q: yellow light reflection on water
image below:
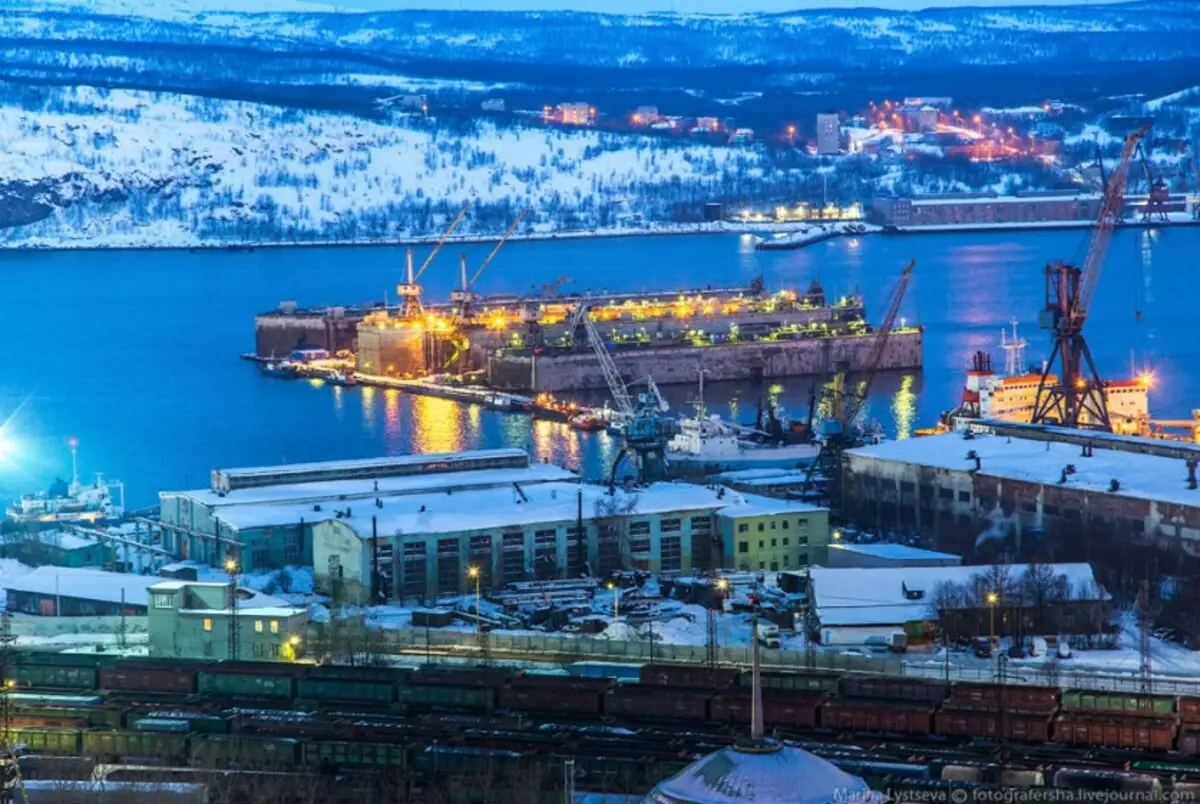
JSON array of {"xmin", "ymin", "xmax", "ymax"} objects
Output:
[
  {"xmin": 411, "ymin": 394, "xmax": 464, "ymax": 454},
  {"xmin": 331, "ymin": 385, "xmax": 344, "ymax": 419},
  {"xmin": 361, "ymin": 386, "xmax": 377, "ymax": 422},
  {"xmin": 531, "ymin": 419, "xmax": 560, "ymax": 464},
  {"xmin": 384, "ymin": 389, "xmax": 402, "ymax": 440},
  {"xmin": 891, "ymin": 373, "xmax": 916, "ymax": 440}
]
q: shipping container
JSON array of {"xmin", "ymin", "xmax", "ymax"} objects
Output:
[
  {"xmin": 1060, "ymin": 691, "xmax": 1175, "ymax": 718},
  {"xmin": 498, "ymin": 676, "xmax": 611, "ymax": 716},
  {"xmin": 839, "ymin": 677, "xmax": 950, "ymax": 705},
  {"xmin": 710, "ymin": 690, "xmax": 823, "ymax": 729},
  {"xmin": 305, "ymin": 740, "xmax": 410, "ymax": 769},
  {"xmin": 12, "ymin": 664, "xmax": 97, "ymax": 691},
  {"xmin": 83, "ymin": 728, "xmax": 189, "ymax": 761},
  {"xmin": 638, "ymin": 664, "xmax": 739, "ymax": 690},
  {"xmin": 821, "ymin": 699, "xmax": 933, "ymax": 735},
  {"xmin": 297, "ymin": 678, "xmax": 395, "ymax": 705},
  {"xmin": 744, "ymin": 669, "xmax": 841, "ymax": 695},
  {"xmin": 133, "ymin": 712, "xmax": 227, "ymax": 734},
  {"xmin": 934, "ymin": 709, "xmax": 1053, "ymax": 743},
  {"xmin": 604, "ymin": 685, "xmax": 711, "ymax": 721},
  {"xmin": 190, "ymin": 733, "xmax": 302, "ymax": 768},
  {"xmin": 100, "ymin": 662, "xmax": 202, "ymax": 696},
  {"xmin": 1053, "ymin": 715, "xmax": 1176, "ymax": 752},
  {"xmin": 198, "ymin": 662, "xmax": 305, "ymax": 701},
  {"xmin": 9, "ymin": 726, "xmax": 81, "ymax": 755},
  {"xmin": 397, "ymin": 684, "xmax": 493, "ymax": 711},
  {"xmin": 946, "ymin": 682, "xmax": 1060, "ymax": 713}
]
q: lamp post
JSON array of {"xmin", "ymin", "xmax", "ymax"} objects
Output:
[
  {"xmin": 716, "ymin": 578, "xmax": 729, "ymax": 648},
  {"xmin": 224, "ymin": 557, "xmax": 239, "ymax": 662},
  {"xmin": 467, "ymin": 566, "xmax": 481, "ymax": 634},
  {"xmin": 606, "ymin": 581, "xmax": 620, "ymax": 631},
  {"xmin": 286, "ymin": 635, "xmax": 301, "ymax": 663},
  {"xmin": 986, "ymin": 591, "xmax": 999, "ymax": 660}
]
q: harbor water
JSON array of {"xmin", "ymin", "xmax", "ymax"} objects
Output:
[{"xmin": 0, "ymin": 226, "xmax": 1192, "ymax": 507}]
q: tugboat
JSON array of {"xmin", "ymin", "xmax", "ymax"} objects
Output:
[
  {"xmin": 326, "ymin": 370, "xmax": 358, "ymax": 387},
  {"xmin": 6, "ymin": 439, "xmax": 125, "ymax": 527},
  {"xmin": 569, "ymin": 411, "xmax": 607, "ymax": 432},
  {"xmin": 260, "ymin": 360, "xmax": 299, "ymax": 379}
]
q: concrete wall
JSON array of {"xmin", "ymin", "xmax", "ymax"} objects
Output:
[
  {"xmin": 254, "ymin": 313, "xmax": 360, "ymax": 359},
  {"xmin": 489, "ymin": 330, "xmax": 923, "ymax": 392}
]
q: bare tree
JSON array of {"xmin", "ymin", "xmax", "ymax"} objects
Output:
[{"xmin": 592, "ymin": 492, "xmax": 639, "ymax": 574}]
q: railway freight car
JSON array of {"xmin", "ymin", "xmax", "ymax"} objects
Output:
[
  {"xmin": 100, "ymin": 660, "xmax": 207, "ymax": 696},
  {"xmin": 934, "ymin": 710, "xmax": 1054, "ymax": 743},
  {"xmin": 1053, "ymin": 715, "xmax": 1177, "ymax": 752},
  {"xmin": 82, "ymin": 728, "xmax": 189, "ymax": 762},
  {"xmin": 821, "ymin": 699, "xmax": 935, "ymax": 736},
  {"xmin": 604, "ymin": 684, "xmax": 712, "ymax": 722},
  {"xmin": 709, "ymin": 689, "xmax": 824, "ymax": 729},
  {"xmin": 497, "ymin": 675, "xmax": 613, "ymax": 717},
  {"xmin": 198, "ymin": 662, "xmax": 307, "ymax": 701},
  {"xmin": 638, "ymin": 664, "xmax": 739, "ymax": 690}
]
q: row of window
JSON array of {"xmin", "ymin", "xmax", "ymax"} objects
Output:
[
  {"xmin": 737, "ymin": 518, "xmax": 808, "ymax": 534},
  {"xmin": 202, "ymin": 641, "xmax": 284, "ymax": 658},
  {"xmin": 738, "ymin": 552, "xmax": 807, "ymax": 572},
  {"xmin": 738, "ymin": 536, "xmax": 804, "ymax": 553},
  {"xmin": 202, "ymin": 617, "xmax": 283, "ymax": 634}
]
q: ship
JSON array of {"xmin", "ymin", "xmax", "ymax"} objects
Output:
[
  {"xmin": 6, "ymin": 440, "xmax": 125, "ymax": 526},
  {"xmin": 928, "ymin": 321, "xmax": 1151, "ymax": 435},
  {"xmin": 326, "ymin": 370, "xmax": 358, "ymax": 387},
  {"xmin": 665, "ymin": 375, "xmax": 821, "ymax": 475}
]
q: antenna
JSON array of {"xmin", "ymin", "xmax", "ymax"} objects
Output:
[
  {"xmin": 1000, "ymin": 319, "xmax": 1027, "ymax": 378},
  {"xmin": 67, "ymin": 437, "xmax": 79, "ymax": 489}
]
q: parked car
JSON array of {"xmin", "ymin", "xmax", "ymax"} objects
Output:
[{"xmin": 972, "ymin": 637, "xmax": 992, "ymax": 659}]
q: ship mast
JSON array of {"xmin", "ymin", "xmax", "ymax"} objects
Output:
[
  {"xmin": 67, "ymin": 437, "xmax": 79, "ymax": 492},
  {"xmin": 1001, "ymin": 319, "xmax": 1027, "ymax": 378}
]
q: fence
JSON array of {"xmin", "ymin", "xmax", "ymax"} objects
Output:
[{"xmin": 367, "ymin": 627, "xmax": 1200, "ymax": 696}]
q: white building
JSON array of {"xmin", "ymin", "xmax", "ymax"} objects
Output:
[
  {"xmin": 825, "ymin": 542, "xmax": 961, "ymax": 569},
  {"xmin": 816, "ymin": 113, "xmax": 840, "ymax": 155},
  {"xmin": 808, "ymin": 562, "xmax": 1104, "ymax": 645}
]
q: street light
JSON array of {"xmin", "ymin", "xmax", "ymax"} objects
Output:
[
  {"xmin": 225, "ymin": 558, "xmax": 239, "ymax": 662},
  {"xmin": 715, "ymin": 578, "xmax": 729, "ymax": 648},
  {"xmin": 986, "ymin": 591, "xmax": 999, "ymax": 652},
  {"xmin": 606, "ymin": 581, "xmax": 620, "ymax": 629},
  {"xmin": 467, "ymin": 566, "xmax": 481, "ymax": 633}
]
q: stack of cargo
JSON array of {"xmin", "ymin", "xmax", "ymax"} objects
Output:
[
  {"xmin": 935, "ymin": 682, "xmax": 1059, "ymax": 742},
  {"xmin": 823, "ymin": 677, "xmax": 950, "ymax": 735},
  {"xmin": 1054, "ymin": 690, "xmax": 1178, "ymax": 751}
]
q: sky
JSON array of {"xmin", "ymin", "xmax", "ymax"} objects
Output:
[{"xmin": 321, "ymin": 0, "xmax": 1126, "ymax": 9}]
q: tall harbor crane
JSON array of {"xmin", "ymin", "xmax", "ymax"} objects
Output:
[
  {"xmin": 452, "ymin": 208, "xmax": 531, "ymax": 324},
  {"xmin": 1135, "ymin": 138, "xmax": 1170, "ymax": 223},
  {"xmin": 803, "ymin": 259, "xmax": 915, "ymax": 511},
  {"xmin": 570, "ymin": 299, "xmax": 678, "ymax": 485},
  {"xmin": 396, "ymin": 201, "xmax": 471, "ymax": 320},
  {"xmin": 1031, "ymin": 126, "xmax": 1148, "ymax": 431}
]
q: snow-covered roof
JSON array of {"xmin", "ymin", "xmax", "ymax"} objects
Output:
[
  {"xmin": 147, "ymin": 580, "xmax": 288, "ymax": 611},
  {"xmin": 645, "ymin": 742, "xmax": 874, "ymax": 804},
  {"xmin": 848, "ymin": 432, "xmax": 1200, "ymax": 509},
  {"xmin": 829, "ymin": 543, "xmax": 960, "ymax": 561},
  {"xmin": 214, "ymin": 448, "xmax": 526, "ymax": 481},
  {"xmin": 22, "ymin": 530, "xmax": 102, "ymax": 551},
  {"xmin": 312, "ymin": 482, "xmax": 809, "ymax": 539},
  {"xmin": 909, "ymin": 192, "xmax": 1100, "ymax": 207},
  {"xmin": 809, "ymin": 563, "xmax": 1105, "ymax": 628},
  {"xmin": 715, "ymin": 469, "xmax": 811, "ymax": 487},
  {"xmin": 716, "ymin": 497, "xmax": 824, "ymax": 519},
  {"xmin": 1, "ymin": 567, "xmax": 161, "ymax": 606},
  {"xmin": 170, "ymin": 463, "xmax": 576, "ymax": 510}
]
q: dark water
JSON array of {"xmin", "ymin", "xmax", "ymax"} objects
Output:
[{"xmin": 0, "ymin": 227, "xmax": 1192, "ymax": 507}]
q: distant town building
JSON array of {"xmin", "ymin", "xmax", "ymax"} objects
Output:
[
  {"xmin": 632, "ymin": 105, "xmax": 661, "ymax": 125},
  {"xmin": 393, "ymin": 94, "xmax": 428, "ymax": 113},
  {"xmin": 148, "ymin": 580, "xmax": 306, "ymax": 662},
  {"xmin": 549, "ymin": 102, "xmax": 594, "ymax": 126},
  {"xmin": 903, "ymin": 96, "xmax": 953, "ymax": 110},
  {"xmin": 716, "ymin": 498, "xmax": 830, "ymax": 574},
  {"xmin": 481, "ymin": 98, "xmax": 506, "ymax": 112},
  {"xmin": 898, "ymin": 104, "xmax": 939, "ymax": 133},
  {"xmin": 1, "ymin": 529, "xmax": 114, "ymax": 569},
  {"xmin": 871, "ymin": 191, "xmax": 1103, "ymax": 228},
  {"xmin": 728, "ymin": 128, "xmax": 755, "ymax": 145},
  {"xmin": 694, "ymin": 116, "xmax": 722, "ymax": 133},
  {"xmin": 816, "ymin": 113, "xmax": 841, "ymax": 155}
]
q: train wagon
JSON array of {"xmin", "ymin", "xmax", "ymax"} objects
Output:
[
  {"xmin": 12, "ymin": 663, "xmax": 98, "ymax": 691},
  {"xmin": 839, "ymin": 677, "xmax": 951, "ymax": 706},
  {"xmin": 1179, "ymin": 698, "xmax": 1200, "ymax": 726},
  {"xmin": 82, "ymin": 728, "xmax": 189, "ymax": 762},
  {"xmin": 1060, "ymin": 691, "xmax": 1176, "ymax": 719},
  {"xmin": 190, "ymin": 733, "xmax": 303, "ymax": 768},
  {"xmin": 709, "ymin": 689, "xmax": 824, "ymax": 729},
  {"xmin": 821, "ymin": 699, "xmax": 935, "ymax": 736},
  {"xmin": 638, "ymin": 664, "xmax": 739, "ymax": 690},
  {"xmin": 296, "ymin": 677, "xmax": 395, "ymax": 706},
  {"xmin": 743, "ymin": 669, "xmax": 841, "ymax": 695},
  {"xmin": 1053, "ymin": 715, "xmax": 1176, "ymax": 752},
  {"xmin": 934, "ymin": 709, "xmax": 1054, "ymax": 743},
  {"xmin": 198, "ymin": 661, "xmax": 307, "ymax": 701},
  {"xmin": 304, "ymin": 739, "xmax": 411, "ymax": 770},
  {"xmin": 9, "ymin": 726, "xmax": 82, "ymax": 755},
  {"xmin": 604, "ymin": 684, "xmax": 711, "ymax": 722},
  {"xmin": 398, "ymin": 683, "xmax": 494, "ymax": 712},
  {"xmin": 100, "ymin": 660, "xmax": 205, "ymax": 696},
  {"xmin": 945, "ymin": 682, "xmax": 1060, "ymax": 713},
  {"xmin": 497, "ymin": 675, "xmax": 613, "ymax": 717}
]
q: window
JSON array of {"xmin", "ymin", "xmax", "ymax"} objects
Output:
[
  {"xmin": 783, "ymin": 556, "xmax": 790, "ymax": 567},
  {"xmin": 152, "ymin": 594, "xmax": 173, "ymax": 609},
  {"xmin": 270, "ymin": 620, "xmax": 279, "ymax": 634},
  {"xmin": 782, "ymin": 538, "xmax": 789, "ymax": 546},
  {"xmin": 770, "ymin": 521, "xmax": 777, "ymax": 530},
  {"xmin": 781, "ymin": 520, "xmax": 789, "ymax": 530},
  {"xmin": 203, "ymin": 641, "xmax": 213, "ymax": 656},
  {"xmin": 938, "ymin": 487, "xmax": 953, "ymax": 500},
  {"xmin": 630, "ymin": 538, "xmax": 651, "ymax": 554},
  {"xmin": 660, "ymin": 518, "xmax": 681, "ymax": 534},
  {"xmin": 770, "ymin": 561, "xmax": 779, "ymax": 572},
  {"xmin": 254, "ymin": 620, "xmax": 264, "ymax": 633},
  {"xmin": 253, "ymin": 643, "xmax": 264, "ymax": 657},
  {"xmin": 629, "ymin": 521, "xmax": 651, "ymax": 536},
  {"xmin": 534, "ymin": 529, "xmax": 557, "ymax": 545},
  {"xmin": 690, "ymin": 516, "xmax": 710, "ymax": 531},
  {"xmin": 796, "ymin": 518, "xmax": 808, "ymax": 531},
  {"xmin": 757, "ymin": 523, "xmax": 764, "ymax": 532},
  {"xmin": 738, "ymin": 523, "xmax": 748, "ymax": 534},
  {"xmin": 203, "ymin": 618, "xmax": 213, "ymax": 632},
  {"xmin": 758, "ymin": 540, "xmax": 764, "ymax": 549},
  {"xmin": 771, "ymin": 538, "xmax": 777, "ymax": 547},
  {"xmin": 758, "ymin": 562, "xmax": 765, "ymax": 570},
  {"xmin": 957, "ymin": 490, "xmax": 970, "ymax": 503},
  {"xmin": 661, "ymin": 535, "xmax": 682, "ymax": 572},
  {"xmin": 738, "ymin": 541, "xmax": 749, "ymax": 554}
]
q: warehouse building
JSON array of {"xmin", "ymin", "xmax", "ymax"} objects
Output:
[
  {"xmin": 872, "ymin": 192, "xmax": 1102, "ymax": 228},
  {"xmin": 312, "ymin": 483, "xmax": 830, "ymax": 604},
  {"xmin": 825, "ymin": 542, "xmax": 961, "ymax": 569},
  {"xmin": 158, "ymin": 450, "xmax": 570, "ymax": 571},
  {"xmin": 808, "ymin": 562, "xmax": 1106, "ymax": 646},
  {"xmin": 147, "ymin": 580, "xmax": 306, "ymax": 662},
  {"xmin": 842, "ymin": 427, "xmax": 1200, "ymax": 562},
  {"xmin": 0, "ymin": 566, "xmax": 158, "ymax": 616}
]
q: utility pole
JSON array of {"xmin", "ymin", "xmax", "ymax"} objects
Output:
[
  {"xmin": 1139, "ymin": 579, "xmax": 1153, "ymax": 693},
  {"xmin": 225, "ymin": 558, "xmax": 239, "ymax": 662},
  {"xmin": 563, "ymin": 758, "xmax": 575, "ymax": 804}
]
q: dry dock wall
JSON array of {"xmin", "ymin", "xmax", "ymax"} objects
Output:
[
  {"xmin": 255, "ymin": 312, "xmax": 362, "ymax": 358},
  {"xmin": 488, "ymin": 329, "xmax": 923, "ymax": 392}
]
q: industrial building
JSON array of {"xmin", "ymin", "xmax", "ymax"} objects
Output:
[
  {"xmin": 841, "ymin": 427, "xmax": 1200, "ymax": 561},
  {"xmin": 825, "ymin": 542, "xmax": 961, "ymax": 569},
  {"xmin": 148, "ymin": 580, "xmax": 306, "ymax": 661},
  {"xmin": 312, "ymin": 482, "xmax": 830, "ymax": 604},
  {"xmin": 0, "ymin": 566, "xmax": 159, "ymax": 616},
  {"xmin": 872, "ymin": 192, "xmax": 1103, "ymax": 228},
  {"xmin": 159, "ymin": 450, "xmax": 569, "ymax": 571},
  {"xmin": 1, "ymin": 529, "xmax": 114, "ymax": 569},
  {"xmin": 807, "ymin": 562, "xmax": 1106, "ymax": 645}
]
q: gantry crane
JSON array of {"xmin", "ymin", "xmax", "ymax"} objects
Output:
[
  {"xmin": 1135, "ymin": 138, "xmax": 1170, "ymax": 223},
  {"xmin": 1031, "ymin": 126, "xmax": 1148, "ymax": 431},
  {"xmin": 396, "ymin": 200, "xmax": 471, "ymax": 320},
  {"xmin": 803, "ymin": 259, "xmax": 916, "ymax": 511},
  {"xmin": 570, "ymin": 299, "xmax": 678, "ymax": 485},
  {"xmin": 451, "ymin": 208, "xmax": 531, "ymax": 324}
]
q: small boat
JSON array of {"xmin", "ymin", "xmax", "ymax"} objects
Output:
[
  {"xmin": 326, "ymin": 370, "xmax": 358, "ymax": 387},
  {"xmin": 260, "ymin": 360, "xmax": 299, "ymax": 379},
  {"xmin": 532, "ymin": 394, "xmax": 580, "ymax": 423},
  {"xmin": 569, "ymin": 412, "xmax": 607, "ymax": 432}
]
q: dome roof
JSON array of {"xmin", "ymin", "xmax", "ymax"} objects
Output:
[{"xmin": 644, "ymin": 740, "xmax": 876, "ymax": 804}]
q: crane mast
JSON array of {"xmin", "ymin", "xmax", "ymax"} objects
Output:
[{"xmin": 1031, "ymin": 125, "xmax": 1147, "ymax": 430}]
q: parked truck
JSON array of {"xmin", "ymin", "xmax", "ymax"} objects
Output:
[{"xmin": 757, "ymin": 624, "xmax": 781, "ymax": 649}]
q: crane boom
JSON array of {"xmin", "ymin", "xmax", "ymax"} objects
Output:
[
  {"xmin": 415, "ymin": 201, "xmax": 471, "ymax": 281},
  {"xmin": 575, "ymin": 301, "xmax": 634, "ymax": 417},
  {"xmin": 1075, "ymin": 126, "xmax": 1147, "ymax": 322},
  {"xmin": 843, "ymin": 259, "xmax": 915, "ymax": 426},
  {"xmin": 470, "ymin": 207, "xmax": 531, "ymax": 287}
]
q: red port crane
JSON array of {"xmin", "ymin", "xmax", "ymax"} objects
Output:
[{"xmin": 1031, "ymin": 125, "xmax": 1149, "ymax": 431}]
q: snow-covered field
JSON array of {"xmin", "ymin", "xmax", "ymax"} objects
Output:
[{"xmin": 0, "ymin": 85, "xmax": 789, "ymax": 249}]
